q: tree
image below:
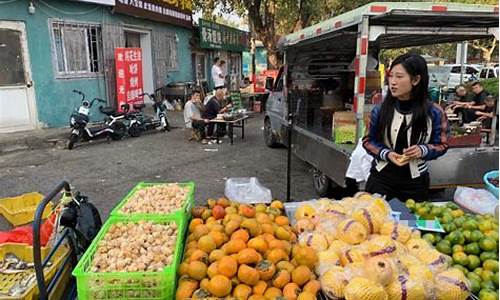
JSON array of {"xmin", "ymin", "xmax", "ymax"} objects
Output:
[{"xmin": 470, "ymin": 38, "xmax": 498, "ymax": 63}]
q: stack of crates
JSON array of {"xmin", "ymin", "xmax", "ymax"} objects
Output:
[{"xmin": 72, "ymin": 182, "xmax": 195, "ymax": 300}]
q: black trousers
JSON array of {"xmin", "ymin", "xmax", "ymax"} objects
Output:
[
  {"xmin": 366, "ymin": 170, "xmax": 430, "ymax": 202},
  {"xmin": 207, "ymin": 123, "xmax": 226, "ymax": 138},
  {"xmin": 192, "ymin": 120, "xmax": 206, "ymax": 139}
]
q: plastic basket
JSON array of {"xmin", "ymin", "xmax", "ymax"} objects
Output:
[
  {"xmin": 0, "ymin": 192, "xmax": 53, "ymax": 226},
  {"xmin": 483, "ymin": 170, "xmax": 499, "ymax": 198},
  {"xmin": 109, "ymin": 182, "xmax": 195, "ymax": 220},
  {"xmin": 72, "ymin": 215, "xmax": 186, "ymax": 300},
  {"xmin": 0, "ymin": 243, "xmax": 69, "ymax": 300}
]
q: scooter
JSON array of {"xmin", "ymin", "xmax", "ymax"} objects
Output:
[
  {"xmin": 126, "ymin": 90, "xmax": 170, "ymax": 137},
  {"xmin": 67, "ymin": 90, "xmax": 127, "ymax": 149}
]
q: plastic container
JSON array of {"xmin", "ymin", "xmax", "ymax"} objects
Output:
[
  {"xmin": 0, "ymin": 192, "xmax": 53, "ymax": 226},
  {"xmin": 483, "ymin": 170, "xmax": 499, "ymax": 198},
  {"xmin": 0, "ymin": 243, "xmax": 69, "ymax": 300},
  {"xmin": 72, "ymin": 215, "xmax": 186, "ymax": 300},
  {"xmin": 109, "ymin": 182, "xmax": 195, "ymax": 220}
]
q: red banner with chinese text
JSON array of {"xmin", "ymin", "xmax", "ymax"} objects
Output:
[{"xmin": 115, "ymin": 48, "xmax": 144, "ymax": 112}]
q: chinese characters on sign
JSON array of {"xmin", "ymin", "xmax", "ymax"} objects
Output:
[
  {"xmin": 115, "ymin": 48, "xmax": 144, "ymax": 112},
  {"xmin": 115, "ymin": 0, "xmax": 193, "ymax": 28},
  {"xmin": 199, "ymin": 19, "xmax": 249, "ymax": 52}
]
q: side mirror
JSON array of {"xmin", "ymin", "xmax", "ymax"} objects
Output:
[{"xmin": 265, "ymin": 77, "xmax": 274, "ymax": 91}]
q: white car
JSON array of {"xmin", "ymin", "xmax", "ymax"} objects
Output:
[
  {"xmin": 479, "ymin": 64, "xmax": 499, "ymax": 79},
  {"xmin": 445, "ymin": 64, "xmax": 480, "ymax": 89}
]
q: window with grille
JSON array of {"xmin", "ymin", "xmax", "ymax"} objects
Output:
[
  {"xmin": 51, "ymin": 21, "xmax": 103, "ymax": 78},
  {"xmin": 165, "ymin": 33, "xmax": 178, "ymax": 70}
]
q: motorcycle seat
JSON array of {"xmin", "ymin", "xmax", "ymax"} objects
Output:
[
  {"xmin": 100, "ymin": 107, "xmax": 125, "ymax": 117},
  {"xmin": 133, "ymin": 103, "xmax": 146, "ymax": 110}
]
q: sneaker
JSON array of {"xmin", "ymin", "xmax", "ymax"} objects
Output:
[{"xmin": 201, "ymin": 139, "xmax": 208, "ymax": 144}]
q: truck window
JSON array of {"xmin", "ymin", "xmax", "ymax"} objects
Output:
[
  {"xmin": 480, "ymin": 69, "xmax": 488, "ymax": 79},
  {"xmin": 488, "ymin": 68, "xmax": 495, "ymax": 78},
  {"xmin": 466, "ymin": 67, "xmax": 477, "ymax": 75}
]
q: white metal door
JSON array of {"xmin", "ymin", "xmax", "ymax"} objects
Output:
[
  {"xmin": 0, "ymin": 21, "xmax": 37, "ymax": 133},
  {"xmin": 0, "ymin": 21, "xmax": 36, "ymax": 132}
]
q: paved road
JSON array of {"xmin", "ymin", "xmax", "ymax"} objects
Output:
[{"xmin": 0, "ymin": 113, "xmax": 317, "ymax": 229}]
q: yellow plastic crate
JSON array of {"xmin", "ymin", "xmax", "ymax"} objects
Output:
[
  {"xmin": 0, "ymin": 192, "xmax": 53, "ymax": 226},
  {"xmin": 0, "ymin": 243, "xmax": 69, "ymax": 300}
]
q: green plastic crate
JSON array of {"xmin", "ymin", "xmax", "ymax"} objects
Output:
[
  {"xmin": 109, "ymin": 182, "xmax": 195, "ymax": 220},
  {"xmin": 72, "ymin": 215, "xmax": 186, "ymax": 300}
]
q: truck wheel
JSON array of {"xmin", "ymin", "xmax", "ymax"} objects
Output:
[
  {"xmin": 313, "ymin": 168, "xmax": 333, "ymax": 197},
  {"xmin": 264, "ymin": 118, "xmax": 279, "ymax": 147}
]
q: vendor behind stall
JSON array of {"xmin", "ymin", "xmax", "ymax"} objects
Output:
[
  {"xmin": 475, "ymin": 95, "xmax": 497, "ymax": 129},
  {"xmin": 203, "ymin": 88, "xmax": 232, "ymax": 138},
  {"xmin": 363, "ymin": 53, "xmax": 449, "ymax": 202}
]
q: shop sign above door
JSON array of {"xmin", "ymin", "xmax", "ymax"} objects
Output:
[
  {"xmin": 199, "ymin": 19, "xmax": 249, "ymax": 52},
  {"xmin": 115, "ymin": 0, "xmax": 193, "ymax": 28}
]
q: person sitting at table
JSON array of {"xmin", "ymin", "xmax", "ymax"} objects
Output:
[
  {"xmin": 184, "ymin": 89, "xmax": 209, "ymax": 144},
  {"xmin": 203, "ymin": 88, "xmax": 232, "ymax": 140},
  {"xmin": 451, "ymin": 82, "xmax": 489, "ymax": 123},
  {"xmin": 475, "ymin": 95, "xmax": 496, "ymax": 129}
]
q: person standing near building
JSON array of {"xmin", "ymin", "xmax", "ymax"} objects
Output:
[{"xmin": 211, "ymin": 57, "xmax": 225, "ymax": 90}]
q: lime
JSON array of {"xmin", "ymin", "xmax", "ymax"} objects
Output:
[
  {"xmin": 469, "ymin": 278, "xmax": 481, "ymax": 294},
  {"xmin": 482, "ymin": 259, "xmax": 499, "ymax": 272},
  {"xmin": 446, "ymin": 202, "xmax": 459, "ymax": 210},
  {"xmin": 417, "ymin": 207, "xmax": 430, "ymax": 218},
  {"xmin": 452, "ymin": 252, "xmax": 470, "ymax": 266},
  {"xmin": 474, "ymin": 267, "xmax": 484, "ymax": 276},
  {"xmin": 452, "ymin": 264, "xmax": 469, "ymax": 276},
  {"xmin": 406, "ymin": 202, "xmax": 416, "ymax": 212},
  {"xmin": 440, "ymin": 214, "xmax": 453, "ymax": 224},
  {"xmin": 467, "ymin": 271, "xmax": 482, "ymax": 283},
  {"xmin": 479, "ymin": 220, "xmax": 494, "ymax": 233},
  {"xmin": 422, "ymin": 233, "xmax": 436, "ymax": 245},
  {"xmin": 443, "ymin": 223, "xmax": 457, "ymax": 233},
  {"xmin": 454, "ymin": 216, "xmax": 466, "ymax": 228},
  {"xmin": 433, "ymin": 233, "xmax": 442, "ymax": 243},
  {"xmin": 406, "ymin": 199, "xmax": 416, "ymax": 206},
  {"xmin": 493, "ymin": 272, "xmax": 499, "ymax": 286},
  {"xmin": 463, "ymin": 219, "xmax": 479, "ymax": 231},
  {"xmin": 479, "ymin": 238, "xmax": 497, "ymax": 252},
  {"xmin": 462, "ymin": 230, "xmax": 472, "ymax": 242},
  {"xmin": 468, "ymin": 255, "xmax": 481, "ymax": 271},
  {"xmin": 450, "ymin": 209, "xmax": 464, "ymax": 218},
  {"xmin": 479, "ymin": 289, "xmax": 499, "ymax": 300},
  {"xmin": 480, "ymin": 252, "xmax": 498, "ymax": 262},
  {"xmin": 480, "ymin": 280, "xmax": 496, "ymax": 291},
  {"xmin": 452, "ymin": 245, "xmax": 464, "ymax": 253},
  {"xmin": 481, "ymin": 270, "xmax": 495, "ymax": 282},
  {"xmin": 464, "ymin": 243, "xmax": 481, "ymax": 255},
  {"xmin": 430, "ymin": 207, "xmax": 442, "ymax": 218},
  {"xmin": 436, "ymin": 240, "xmax": 452, "ymax": 255},
  {"xmin": 484, "ymin": 230, "xmax": 499, "ymax": 242},
  {"xmin": 470, "ymin": 230, "xmax": 484, "ymax": 243}
]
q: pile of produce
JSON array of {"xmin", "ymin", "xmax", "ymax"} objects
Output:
[
  {"xmin": 176, "ymin": 198, "xmax": 320, "ymax": 300},
  {"xmin": 293, "ymin": 193, "xmax": 472, "ymax": 300},
  {"xmin": 406, "ymin": 200, "xmax": 499, "ymax": 299},
  {"xmin": 119, "ymin": 184, "xmax": 189, "ymax": 214},
  {"xmin": 90, "ymin": 221, "xmax": 178, "ymax": 272}
]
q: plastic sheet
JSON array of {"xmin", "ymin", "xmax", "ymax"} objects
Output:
[
  {"xmin": 454, "ymin": 186, "xmax": 498, "ymax": 215},
  {"xmin": 224, "ymin": 177, "xmax": 272, "ymax": 204}
]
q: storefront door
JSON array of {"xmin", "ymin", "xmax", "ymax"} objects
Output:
[{"xmin": 0, "ymin": 21, "xmax": 37, "ymax": 133}]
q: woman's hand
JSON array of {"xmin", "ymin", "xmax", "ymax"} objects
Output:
[
  {"xmin": 403, "ymin": 145, "xmax": 423, "ymax": 159},
  {"xmin": 388, "ymin": 152, "xmax": 410, "ymax": 167}
]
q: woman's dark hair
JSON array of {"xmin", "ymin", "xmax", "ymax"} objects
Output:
[{"xmin": 379, "ymin": 53, "xmax": 430, "ymax": 145}]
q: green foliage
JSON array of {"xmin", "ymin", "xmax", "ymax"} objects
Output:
[{"xmin": 481, "ymin": 78, "xmax": 499, "ymax": 97}]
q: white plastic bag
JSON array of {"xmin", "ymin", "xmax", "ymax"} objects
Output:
[
  {"xmin": 454, "ymin": 186, "xmax": 498, "ymax": 215},
  {"xmin": 345, "ymin": 139, "xmax": 373, "ymax": 182},
  {"xmin": 224, "ymin": 177, "xmax": 272, "ymax": 204}
]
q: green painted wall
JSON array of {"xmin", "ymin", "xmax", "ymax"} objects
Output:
[{"xmin": 0, "ymin": 0, "xmax": 193, "ymax": 127}]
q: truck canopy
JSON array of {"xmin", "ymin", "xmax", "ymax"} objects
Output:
[{"xmin": 279, "ymin": 2, "xmax": 499, "ymax": 51}]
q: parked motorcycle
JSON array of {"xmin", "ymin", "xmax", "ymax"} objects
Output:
[
  {"xmin": 126, "ymin": 90, "xmax": 170, "ymax": 137},
  {"xmin": 67, "ymin": 90, "xmax": 127, "ymax": 149}
]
